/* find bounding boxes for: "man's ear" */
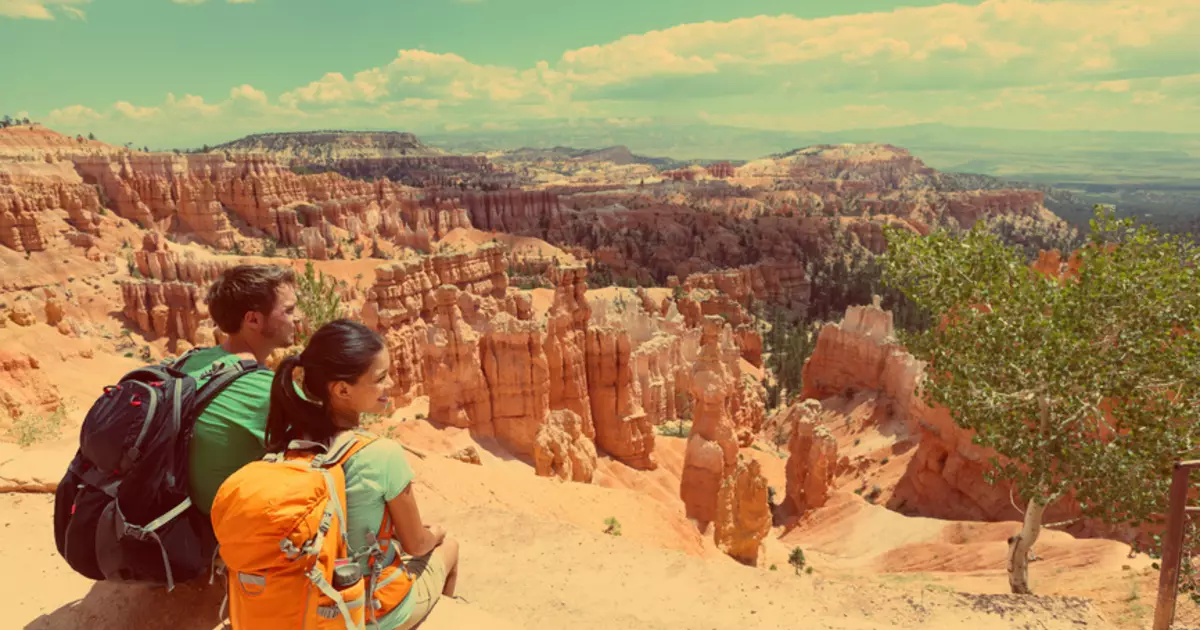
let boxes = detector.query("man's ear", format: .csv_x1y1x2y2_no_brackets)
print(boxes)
243,310,263,332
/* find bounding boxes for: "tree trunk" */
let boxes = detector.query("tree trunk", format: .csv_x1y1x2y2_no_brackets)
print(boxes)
1007,496,1047,594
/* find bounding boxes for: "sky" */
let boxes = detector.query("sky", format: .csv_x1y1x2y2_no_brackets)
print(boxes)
0,0,1198,149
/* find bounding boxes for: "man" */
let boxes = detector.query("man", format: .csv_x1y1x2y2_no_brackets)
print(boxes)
180,264,298,515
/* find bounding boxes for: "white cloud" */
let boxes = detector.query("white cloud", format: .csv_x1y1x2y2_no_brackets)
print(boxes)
27,0,1200,145
553,0,1198,94
229,84,268,105
114,101,161,119
0,0,88,19
45,104,102,125
1133,91,1166,104
1094,80,1132,93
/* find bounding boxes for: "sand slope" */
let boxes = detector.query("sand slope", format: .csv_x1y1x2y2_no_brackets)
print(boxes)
6,489,1111,630
1,409,1164,630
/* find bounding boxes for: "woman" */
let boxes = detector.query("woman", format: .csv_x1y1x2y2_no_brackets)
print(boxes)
266,319,459,630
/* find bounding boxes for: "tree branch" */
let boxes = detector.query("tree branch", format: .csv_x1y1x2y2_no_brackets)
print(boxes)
1010,485,1026,517
1044,517,1083,530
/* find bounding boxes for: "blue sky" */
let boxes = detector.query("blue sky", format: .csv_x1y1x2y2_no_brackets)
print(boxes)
1,0,1197,148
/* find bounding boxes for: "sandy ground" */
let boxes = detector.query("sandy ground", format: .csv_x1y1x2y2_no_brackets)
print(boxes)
2,410,1164,630
436,227,576,265
5,465,1114,630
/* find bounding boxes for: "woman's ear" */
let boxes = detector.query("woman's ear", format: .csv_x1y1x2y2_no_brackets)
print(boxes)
329,381,352,403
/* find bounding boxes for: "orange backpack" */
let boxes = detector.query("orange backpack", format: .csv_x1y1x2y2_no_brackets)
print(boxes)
210,433,374,630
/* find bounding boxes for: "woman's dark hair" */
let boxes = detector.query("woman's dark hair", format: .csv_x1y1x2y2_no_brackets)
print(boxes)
266,318,386,452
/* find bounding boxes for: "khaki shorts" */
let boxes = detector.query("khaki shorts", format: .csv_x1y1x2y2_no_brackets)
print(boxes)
395,547,450,630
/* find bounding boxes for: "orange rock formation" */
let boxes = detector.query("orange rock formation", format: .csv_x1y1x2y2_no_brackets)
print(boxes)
0,350,63,423
586,327,656,470
714,456,772,565
784,400,838,516
533,409,598,483
679,316,740,526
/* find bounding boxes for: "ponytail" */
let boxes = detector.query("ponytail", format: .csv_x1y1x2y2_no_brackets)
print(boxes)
266,355,325,452
264,319,386,452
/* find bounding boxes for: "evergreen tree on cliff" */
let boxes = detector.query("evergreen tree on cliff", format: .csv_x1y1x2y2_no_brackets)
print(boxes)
882,207,1200,595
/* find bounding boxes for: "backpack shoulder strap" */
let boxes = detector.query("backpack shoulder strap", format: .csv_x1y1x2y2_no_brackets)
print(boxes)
168,346,209,372
325,430,379,468
192,359,268,415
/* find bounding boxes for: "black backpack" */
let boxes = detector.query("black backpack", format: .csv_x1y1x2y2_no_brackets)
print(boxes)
53,349,268,591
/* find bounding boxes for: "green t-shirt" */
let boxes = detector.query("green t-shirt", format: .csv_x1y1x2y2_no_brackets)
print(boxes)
343,434,417,629
180,347,274,515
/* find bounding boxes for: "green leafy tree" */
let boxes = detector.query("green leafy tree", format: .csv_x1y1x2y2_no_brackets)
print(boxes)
295,260,344,345
881,207,1200,594
763,307,817,409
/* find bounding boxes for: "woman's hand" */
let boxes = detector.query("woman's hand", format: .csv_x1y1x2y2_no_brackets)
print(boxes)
425,524,447,547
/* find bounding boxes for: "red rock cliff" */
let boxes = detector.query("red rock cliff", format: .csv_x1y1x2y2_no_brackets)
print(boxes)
0,162,103,253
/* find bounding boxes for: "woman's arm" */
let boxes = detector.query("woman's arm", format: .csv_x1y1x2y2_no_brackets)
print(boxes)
385,484,445,557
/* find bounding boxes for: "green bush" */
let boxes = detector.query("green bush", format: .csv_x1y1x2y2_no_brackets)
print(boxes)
6,405,68,448
295,261,344,344
788,547,806,574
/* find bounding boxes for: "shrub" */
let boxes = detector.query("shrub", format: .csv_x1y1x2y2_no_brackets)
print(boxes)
295,261,344,345
788,547,806,574
6,405,68,448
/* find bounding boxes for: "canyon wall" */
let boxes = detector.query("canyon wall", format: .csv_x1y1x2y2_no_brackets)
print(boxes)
309,156,502,188
118,234,227,349
0,162,103,253
438,190,563,236
0,131,475,259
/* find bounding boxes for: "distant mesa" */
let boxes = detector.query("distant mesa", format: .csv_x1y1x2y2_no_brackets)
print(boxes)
497,145,683,169
212,130,446,161
213,130,508,189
